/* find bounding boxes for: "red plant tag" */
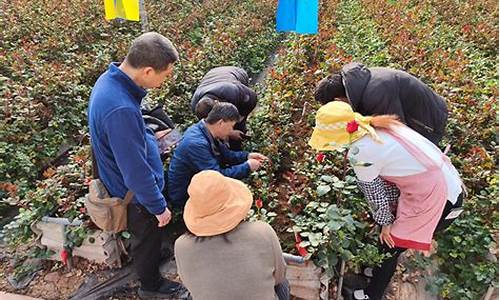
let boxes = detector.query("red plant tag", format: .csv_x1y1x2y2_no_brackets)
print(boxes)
294,232,308,257
60,249,69,265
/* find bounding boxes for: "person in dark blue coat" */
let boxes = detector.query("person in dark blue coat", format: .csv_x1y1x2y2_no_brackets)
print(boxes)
167,102,267,209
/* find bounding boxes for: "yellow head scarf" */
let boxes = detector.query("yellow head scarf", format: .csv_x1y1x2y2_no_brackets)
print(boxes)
308,101,381,151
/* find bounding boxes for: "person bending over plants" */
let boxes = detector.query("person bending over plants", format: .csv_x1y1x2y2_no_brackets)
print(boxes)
309,101,464,300
314,62,448,146
191,66,257,150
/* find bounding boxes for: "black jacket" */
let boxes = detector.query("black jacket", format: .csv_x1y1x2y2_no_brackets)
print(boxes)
342,62,448,145
191,66,257,117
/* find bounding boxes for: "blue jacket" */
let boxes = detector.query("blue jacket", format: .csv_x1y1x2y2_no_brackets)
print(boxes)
167,120,250,208
88,63,167,215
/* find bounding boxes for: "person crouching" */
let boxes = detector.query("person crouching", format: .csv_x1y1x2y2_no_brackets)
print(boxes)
174,170,290,300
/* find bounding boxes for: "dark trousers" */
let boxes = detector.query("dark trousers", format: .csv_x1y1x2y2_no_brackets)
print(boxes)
366,193,464,300
127,204,164,291
275,279,291,300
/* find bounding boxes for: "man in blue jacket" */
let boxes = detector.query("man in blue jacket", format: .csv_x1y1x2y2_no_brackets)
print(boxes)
88,32,188,299
168,102,267,209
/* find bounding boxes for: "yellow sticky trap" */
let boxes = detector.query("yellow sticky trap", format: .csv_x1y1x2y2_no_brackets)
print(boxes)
104,0,140,21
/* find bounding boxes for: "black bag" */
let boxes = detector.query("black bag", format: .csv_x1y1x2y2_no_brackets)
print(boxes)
142,105,175,132
142,105,182,159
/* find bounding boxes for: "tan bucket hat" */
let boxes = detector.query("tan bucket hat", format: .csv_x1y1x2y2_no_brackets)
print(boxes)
183,170,253,236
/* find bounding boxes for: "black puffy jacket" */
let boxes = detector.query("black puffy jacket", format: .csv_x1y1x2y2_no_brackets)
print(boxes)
342,62,448,145
191,66,257,117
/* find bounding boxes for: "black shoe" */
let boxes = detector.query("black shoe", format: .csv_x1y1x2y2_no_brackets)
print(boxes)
138,279,191,299
342,272,370,300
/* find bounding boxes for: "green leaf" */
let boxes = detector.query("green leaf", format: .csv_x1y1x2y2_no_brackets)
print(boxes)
341,250,354,260
316,222,327,229
328,253,338,267
121,231,131,239
317,185,331,196
333,182,345,189
306,201,319,209
309,233,323,247
320,175,335,183
328,221,343,231
299,241,311,247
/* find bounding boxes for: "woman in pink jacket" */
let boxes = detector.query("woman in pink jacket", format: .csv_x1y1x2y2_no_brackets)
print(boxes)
309,102,464,300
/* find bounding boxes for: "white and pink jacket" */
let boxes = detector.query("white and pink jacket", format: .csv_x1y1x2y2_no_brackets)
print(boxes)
350,125,463,251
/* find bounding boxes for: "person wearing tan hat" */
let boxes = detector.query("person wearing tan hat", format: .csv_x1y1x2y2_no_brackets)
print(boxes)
309,102,464,300
174,170,290,300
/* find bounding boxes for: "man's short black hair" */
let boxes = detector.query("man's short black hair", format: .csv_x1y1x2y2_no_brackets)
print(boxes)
205,103,241,125
314,74,346,104
195,96,217,120
125,32,179,72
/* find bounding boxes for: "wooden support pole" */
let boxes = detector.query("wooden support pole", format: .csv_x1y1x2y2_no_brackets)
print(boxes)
139,0,149,32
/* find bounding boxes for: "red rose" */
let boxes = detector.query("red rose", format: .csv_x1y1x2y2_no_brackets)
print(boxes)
315,152,325,163
255,199,263,209
79,207,86,214
346,120,359,134
60,249,69,265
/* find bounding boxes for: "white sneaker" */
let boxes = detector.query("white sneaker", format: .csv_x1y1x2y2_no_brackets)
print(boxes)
363,267,374,278
353,289,370,300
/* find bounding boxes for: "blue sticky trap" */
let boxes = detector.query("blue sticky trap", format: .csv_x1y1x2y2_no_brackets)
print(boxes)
295,0,318,34
276,0,297,32
276,0,318,34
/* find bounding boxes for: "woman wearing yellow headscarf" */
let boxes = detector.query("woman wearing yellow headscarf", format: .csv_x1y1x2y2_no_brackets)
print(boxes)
309,101,464,300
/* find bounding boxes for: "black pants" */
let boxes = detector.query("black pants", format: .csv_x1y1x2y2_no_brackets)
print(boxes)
275,279,291,300
366,193,463,300
127,204,164,291
162,207,188,255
